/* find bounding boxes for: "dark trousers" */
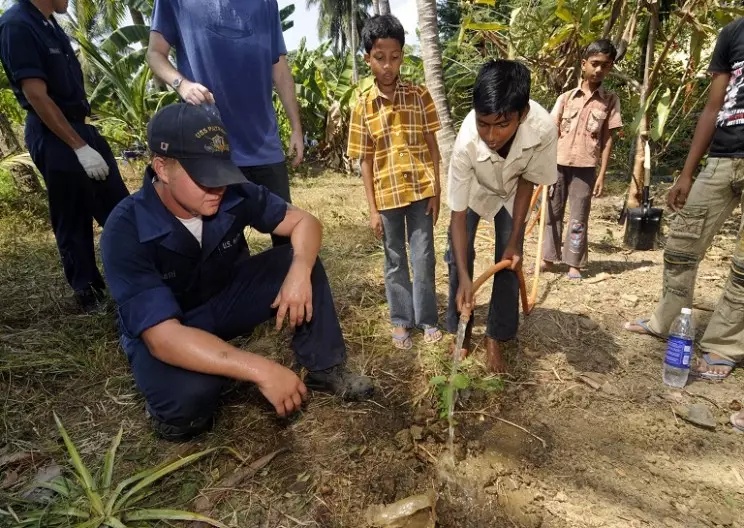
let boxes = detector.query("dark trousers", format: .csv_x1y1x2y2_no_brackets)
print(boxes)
25,119,129,293
542,165,596,269
445,207,521,341
121,245,346,427
240,162,291,247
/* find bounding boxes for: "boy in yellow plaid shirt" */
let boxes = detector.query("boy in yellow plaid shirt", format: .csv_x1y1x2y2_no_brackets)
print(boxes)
347,14,443,350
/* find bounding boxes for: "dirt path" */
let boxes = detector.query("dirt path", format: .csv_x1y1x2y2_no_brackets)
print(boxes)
0,171,742,527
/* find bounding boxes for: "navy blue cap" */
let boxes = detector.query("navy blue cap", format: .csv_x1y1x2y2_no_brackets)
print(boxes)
147,103,246,187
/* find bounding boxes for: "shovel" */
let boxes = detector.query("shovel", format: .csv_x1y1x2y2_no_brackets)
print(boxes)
623,140,663,250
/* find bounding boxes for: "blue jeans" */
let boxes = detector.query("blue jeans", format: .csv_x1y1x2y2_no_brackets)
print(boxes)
379,199,438,329
445,208,521,341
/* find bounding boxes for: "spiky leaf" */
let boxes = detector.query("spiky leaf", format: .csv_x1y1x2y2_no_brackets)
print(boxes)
53,413,105,516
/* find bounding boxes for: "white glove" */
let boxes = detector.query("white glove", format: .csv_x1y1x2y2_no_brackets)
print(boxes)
75,145,109,181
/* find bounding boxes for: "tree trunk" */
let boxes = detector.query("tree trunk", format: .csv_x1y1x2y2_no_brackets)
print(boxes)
416,0,457,169
628,1,658,209
350,0,358,83
129,7,145,27
0,112,41,194
379,0,391,15
373,0,380,15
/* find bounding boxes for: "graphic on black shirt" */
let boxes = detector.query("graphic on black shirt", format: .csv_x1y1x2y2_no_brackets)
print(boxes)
717,59,744,128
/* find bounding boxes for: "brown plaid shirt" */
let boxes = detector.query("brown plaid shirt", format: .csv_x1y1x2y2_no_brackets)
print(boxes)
552,86,622,167
347,81,441,211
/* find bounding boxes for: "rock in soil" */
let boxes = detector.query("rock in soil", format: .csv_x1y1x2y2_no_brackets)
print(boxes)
673,404,717,430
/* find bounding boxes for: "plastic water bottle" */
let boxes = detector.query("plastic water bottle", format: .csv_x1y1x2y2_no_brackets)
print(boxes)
662,308,694,388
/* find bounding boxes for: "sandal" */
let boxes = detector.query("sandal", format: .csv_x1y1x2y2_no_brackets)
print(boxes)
623,319,665,340
730,410,744,432
423,326,443,345
567,270,582,280
392,329,413,350
691,353,736,381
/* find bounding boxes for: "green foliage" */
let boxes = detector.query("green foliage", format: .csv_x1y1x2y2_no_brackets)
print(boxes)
2,414,231,528
281,4,296,31
430,373,504,419
76,24,177,149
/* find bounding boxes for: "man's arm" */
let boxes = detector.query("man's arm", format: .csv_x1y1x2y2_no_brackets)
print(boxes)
448,141,476,311
142,320,306,416
360,155,382,238
595,127,616,198
21,78,85,150
668,72,729,210
423,132,441,225
503,177,533,269
273,55,303,166
21,79,108,180
269,204,322,329
146,32,214,105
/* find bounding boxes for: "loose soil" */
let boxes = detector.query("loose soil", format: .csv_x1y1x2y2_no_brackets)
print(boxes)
0,168,742,527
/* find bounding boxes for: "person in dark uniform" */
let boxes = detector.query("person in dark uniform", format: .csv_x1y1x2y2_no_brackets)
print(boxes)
101,104,374,441
0,0,129,312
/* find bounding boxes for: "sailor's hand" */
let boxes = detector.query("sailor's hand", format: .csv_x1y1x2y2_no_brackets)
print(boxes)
74,145,109,181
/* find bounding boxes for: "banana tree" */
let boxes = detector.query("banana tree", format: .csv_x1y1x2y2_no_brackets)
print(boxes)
76,25,177,149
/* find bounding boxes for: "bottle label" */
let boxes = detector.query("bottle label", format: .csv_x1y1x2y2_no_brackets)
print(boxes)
664,336,692,368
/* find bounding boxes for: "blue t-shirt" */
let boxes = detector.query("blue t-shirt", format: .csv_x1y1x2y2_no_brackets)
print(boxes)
151,0,287,167
101,168,288,339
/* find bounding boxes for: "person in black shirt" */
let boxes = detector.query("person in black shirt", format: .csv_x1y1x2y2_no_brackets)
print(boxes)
0,0,129,312
625,18,744,383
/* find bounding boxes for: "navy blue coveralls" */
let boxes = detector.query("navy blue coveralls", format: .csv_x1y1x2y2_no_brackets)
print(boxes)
100,169,346,428
0,0,129,294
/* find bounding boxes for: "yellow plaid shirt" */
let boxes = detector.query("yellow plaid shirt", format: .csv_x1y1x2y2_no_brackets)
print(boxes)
347,81,441,211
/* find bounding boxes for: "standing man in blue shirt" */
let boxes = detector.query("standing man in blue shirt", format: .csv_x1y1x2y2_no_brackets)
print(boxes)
146,0,303,247
102,104,373,441
0,0,129,312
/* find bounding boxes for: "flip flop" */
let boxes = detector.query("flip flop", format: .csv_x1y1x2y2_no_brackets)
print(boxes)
392,330,413,350
623,319,665,340
691,353,736,381
423,326,443,344
567,271,582,280
730,411,744,432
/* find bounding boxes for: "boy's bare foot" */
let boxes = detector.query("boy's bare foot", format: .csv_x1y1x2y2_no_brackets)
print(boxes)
567,266,582,279
541,260,554,272
485,338,508,373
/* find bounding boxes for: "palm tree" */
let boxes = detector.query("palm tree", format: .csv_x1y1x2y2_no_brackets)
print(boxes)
378,0,390,15
415,0,457,168
306,0,370,53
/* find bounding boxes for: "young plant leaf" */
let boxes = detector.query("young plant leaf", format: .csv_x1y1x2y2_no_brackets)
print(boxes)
101,428,123,491
124,508,230,528
451,374,470,390
113,448,221,512
429,376,447,386
53,413,105,516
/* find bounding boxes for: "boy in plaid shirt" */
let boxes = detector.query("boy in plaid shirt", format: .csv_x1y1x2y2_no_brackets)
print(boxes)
347,14,443,350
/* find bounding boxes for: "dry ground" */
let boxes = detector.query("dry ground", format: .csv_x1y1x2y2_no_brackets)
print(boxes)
0,166,742,527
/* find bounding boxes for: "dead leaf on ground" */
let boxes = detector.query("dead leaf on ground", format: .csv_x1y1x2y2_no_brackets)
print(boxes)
190,448,288,527
584,273,610,284
0,452,32,468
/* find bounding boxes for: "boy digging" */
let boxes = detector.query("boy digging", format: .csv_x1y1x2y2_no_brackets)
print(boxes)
347,15,443,350
447,60,557,372
542,39,623,279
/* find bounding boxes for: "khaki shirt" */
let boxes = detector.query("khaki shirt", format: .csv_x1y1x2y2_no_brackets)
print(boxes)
347,81,441,211
447,102,558,220
552,86,622,168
